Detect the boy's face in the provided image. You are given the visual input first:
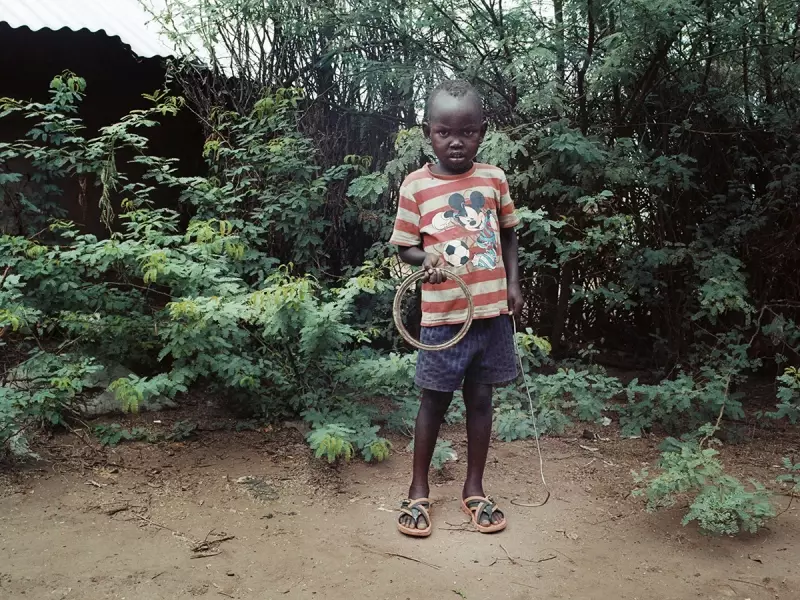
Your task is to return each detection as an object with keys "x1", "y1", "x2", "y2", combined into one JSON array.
[{"x1": 423, "y1": 92, "x2": 487, "y2": 175}]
